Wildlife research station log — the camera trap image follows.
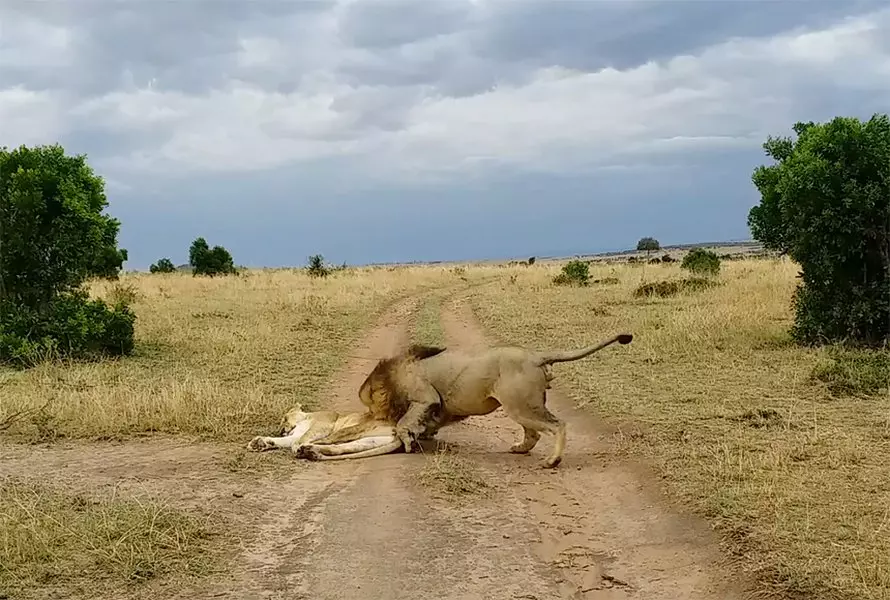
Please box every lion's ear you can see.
[293,402,303,412]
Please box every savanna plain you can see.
[1,256,888,600]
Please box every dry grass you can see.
[468,257,890,600]
[0,266,457,442]
[419,442,492,500]
[0,476,218,599]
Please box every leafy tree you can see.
[680,248,721,276]
[189,237,236,277]
[0,143,135,366]
[748,114,890,346]
[636,237,660,256]
[307,254,330,278]
[149,258,176,273]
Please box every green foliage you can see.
[811,347,890,396]
[188,237,236,277]
[636,237,660,255]
[633,277,719,298]
[0,144,128,306]
[149,258,176,274]
[307,254,331,278]
[0,144,135,367]
[0,291,135,367]
[527,256,536,265]
[681,248,721,276]
[552,260,590,286]
[748,114,890,346]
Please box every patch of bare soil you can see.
[427,294,757,600]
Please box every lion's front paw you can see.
[510,443,532,454]
[247,436,273,451]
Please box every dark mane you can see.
[405,344,446,360]
[358,344,446,422]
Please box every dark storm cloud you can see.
[470,0,883,73]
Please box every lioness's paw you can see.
[247,436,272,451]
[293,444,322,460]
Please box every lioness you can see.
[246,403,403,461]
[331,333,634,469]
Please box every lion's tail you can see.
[533,333,633,366]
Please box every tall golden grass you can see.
[468,257,890,600]
[1,256,887,599]
[0,266,456,441]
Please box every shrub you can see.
[0,292,136,367]
[811,347,890,396]
[552,260,590,286]
[527,256,536,266]
[149,258,176,274]
[661,253,675,263]
[189,238,236,277]
[0,144,135,366]
[633,277,718,298]
[681,248,721,276]
[307,254,330,278]
[748,114,890,346]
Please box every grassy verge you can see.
[467,257,890,600]
[412,292,446,347]
[0,477,218,599]
[419,442,492,501]
[0,266,459,441]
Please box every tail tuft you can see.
[617,334,633,344]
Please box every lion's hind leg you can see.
[295,435,403,461]
[497,373,566,468]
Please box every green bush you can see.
[189,237,236,277]
[681,248,721,276]
[0,292,135,367]
[748,114,890,346]
[552,260,590,286]
[307,254,331,278]
[633,277,719,298]
[149,258,176,274]
[0,144,135,367]
[811,347,890,396]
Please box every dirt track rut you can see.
[255,290,750,599]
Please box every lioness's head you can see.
[278,403,307,436]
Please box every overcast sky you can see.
[2,0,888,268]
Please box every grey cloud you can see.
[470,0,883,73]
[336,0,472,49]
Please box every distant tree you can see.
[189,237,236,277]
[636,237,660,257]
[0,143,135,366]
[748,114,890,346]
[527,256,536,266]
[149,258,176,274]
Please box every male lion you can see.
[336,333,634,468]
[246,403,403,461]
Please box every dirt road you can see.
[1,292,752,599]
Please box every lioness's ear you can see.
[293,402,303,412]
